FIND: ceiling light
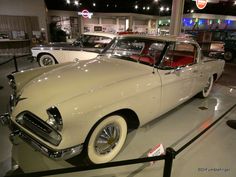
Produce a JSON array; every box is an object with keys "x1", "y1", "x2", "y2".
[
  {"x1": 74, "y1": 0, "x2": 78, "y2": 6},
  {"x1": 135, "y1": 5, "x2": 138, "y2": 9},
  {"x1": 160, "y1": 6, "x2": 164, "y2": 11},
  {"x1": 154, "y1": 0, "x2": 158, "y2": 2},
  {"x1": 143, "y1": 6, "x2": 146, "y2": 10},
  {"x1": 191, "y1": 9, "x2": 194, "y2": 13},
  {"x1": 147, "y1": 6, "x2": 150, "y2": 10},
  {"x1": 166, "y1": 7, "x2": 170, "y2": 11},
  {"x1": 66, "y1": 0, "x2": 70, "y2": 4},
  {"x1": 93, "y1": 3, "x2": 96, "y2": 7}
]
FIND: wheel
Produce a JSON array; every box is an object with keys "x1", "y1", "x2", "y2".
[
  {"x1": 38, "y1": 54, "x2": 56, "y2": 67},
  {"x1": 86, "y1": 115, "x2": 127, "y2": 164},
  {"x1": 224, "y1": 50, "x2": 234, "y2": 62},
  {"x1": 198, "y1": 75, "x2": 214, "y2": 98}
]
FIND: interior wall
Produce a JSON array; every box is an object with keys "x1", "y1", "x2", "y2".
[
  {"x1": 0, "y1": 15, "x2": 39, "y2": 39},
  {"x1": 0, "y1": 0, "x2": 48, "y2": 41}
]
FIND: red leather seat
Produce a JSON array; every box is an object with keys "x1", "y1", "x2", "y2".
[
  {"x1": 171, "y1": 56, "x2": 194, "y2": 67},
  {"x1": 130, "y1": 55, "x2": 155, "y2": 65}
]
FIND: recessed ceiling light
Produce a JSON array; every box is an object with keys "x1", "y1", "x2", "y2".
[{"x1": 74, "y1": 0, "x2": 78, "y2": 6}]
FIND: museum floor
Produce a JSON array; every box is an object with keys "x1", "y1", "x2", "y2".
[{"x1": 0, "y1": 56, "x2": 236, "y2": 177}]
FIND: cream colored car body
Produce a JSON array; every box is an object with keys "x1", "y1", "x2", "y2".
[{"x1": 9, "y1": 35, "x2": 225, "y2": 161}]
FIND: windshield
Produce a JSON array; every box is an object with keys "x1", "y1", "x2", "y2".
[
  {"x1": 103, "y1": 37, "x2": 166, "y2": 66},
  {"x1": 74, "y1": 34, "x2": 113, "y2": 49}
]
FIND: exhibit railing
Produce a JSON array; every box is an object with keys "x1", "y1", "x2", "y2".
[
  {"x1": 0, "y1": 54, "x2": 32, "y2": 72},
  {"x1": 7, "y1": 103, "x2": 236, "y2": 177}
]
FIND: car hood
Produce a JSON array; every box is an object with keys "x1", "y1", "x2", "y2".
[{"x1": 15, "y1": 57, "x2": 151, "y2": 116}]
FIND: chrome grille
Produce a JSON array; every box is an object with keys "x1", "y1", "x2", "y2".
[
  {"x1": 16, "y1": 111, "x2": 61, "y2": 146},
  {"x1": 22, "y1": 114, "x2": 52, "y2": 133}
]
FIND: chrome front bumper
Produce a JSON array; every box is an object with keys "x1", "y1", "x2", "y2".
[
  {"x1": 10, "y1": 126, "x2": 84, "y2": 160},
  {"x1": 1, "y1": 113, "x2": 83, "y2": 160}
]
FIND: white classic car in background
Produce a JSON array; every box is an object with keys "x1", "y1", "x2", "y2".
[
  {"x1": 31, "y1": 32, "x2": 116, "y2": 66},
  {"x1": 4, "y1": 35, "x2": 225, "y2": 164}
]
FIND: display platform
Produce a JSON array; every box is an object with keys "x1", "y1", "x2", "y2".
[{"x1": 0, "y1": 57, "x2": 236, "y2": 177}]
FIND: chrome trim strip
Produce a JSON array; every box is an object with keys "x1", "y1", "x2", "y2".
[{"x1": 32, "y1": 46, "x2": 102, "y2": 53}]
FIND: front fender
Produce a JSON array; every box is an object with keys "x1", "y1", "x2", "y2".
[{"x1": 56, "y1": 73, "x2": 161, "y2": 149}]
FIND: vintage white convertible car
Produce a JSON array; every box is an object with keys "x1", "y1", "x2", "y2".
[
  {"x1": 4, "y1": 35, "x2": 225, "y2": 164},
  {"x1": 31, "y1": 32, "x2": 116, "y2": 66}
]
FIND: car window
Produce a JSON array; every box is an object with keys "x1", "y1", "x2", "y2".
[
  {"x1": 159, "y1": 42, "x2": 197, "y2": 69},
  {"x1": 75, "y1": 35, "x2": 113, "y2": 49},
  {"x1": 148, "y1": 43, "x2": 164, "y2": 62},
  {"x1": 112, "y1": 40, "x2": 145, "y2": 56},
  {"x1": 104, "y1": 37, "x2": 165, "y2": 66}
]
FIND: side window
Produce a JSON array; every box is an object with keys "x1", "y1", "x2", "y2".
[
  {"x1": 160, "y1": 42, "x2": 197, "y2": 69},
  {"x1": 78, "y1": 35, "x2": 112, "y2": 49},
  {"x1": 129, "y1": 42, "x2": 165, "y2": 66},
  {"x1": 147, "y1": 43, "x2": 165, "y2": 63},
  {"x1": 94, "y1": 36, "x2": 113, "y2": 48},
  {"x1": 112, "y1": 39, "x2": 145, "y2": 56}
]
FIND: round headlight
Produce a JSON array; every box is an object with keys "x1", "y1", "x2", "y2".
[
  {"x1": 46, "y1": 106, "x2": 63, "y2": 131},
  {"x1": 46, "y1": 116, "x2": 57, "y2": 130}
]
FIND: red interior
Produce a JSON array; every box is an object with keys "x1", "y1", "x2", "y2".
[
  {"x1": 163, "y1": 50, "x2": 195, "y2": 68},
  {"x1": 130, "y1": 55, "x2": 155, "y2": 65},
  {"x1": 169, "y1": 56, "x2": 194, "y2": 67}
]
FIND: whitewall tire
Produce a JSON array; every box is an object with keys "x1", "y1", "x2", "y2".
[
  {"x1": 87, "y1": 115, "x2": 127, "y2": 164},
  {"x1": 199, "y1": 75, "x2": 214, "y2": 98},
  {"x1": 38, "y1": 54, "x2": 56, "y2": 67}
]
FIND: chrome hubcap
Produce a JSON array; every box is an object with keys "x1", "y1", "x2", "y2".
[
  {"x1": 42, "y1": 57, "x2": 53, "y2": 65},
  {"x1": 224, "y1": 52, "x2": 232, "y2": 60},
  {"x1": 94, "y1": 123, "x2": 120, "y2": 155}
]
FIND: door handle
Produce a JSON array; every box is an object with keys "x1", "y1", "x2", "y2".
[
  {"x1": 165, "y1": 67, "x2": 182, "y2": 75},
  {"x1": 165, "y1": 71, "x2": 172, "y2": 75}
]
